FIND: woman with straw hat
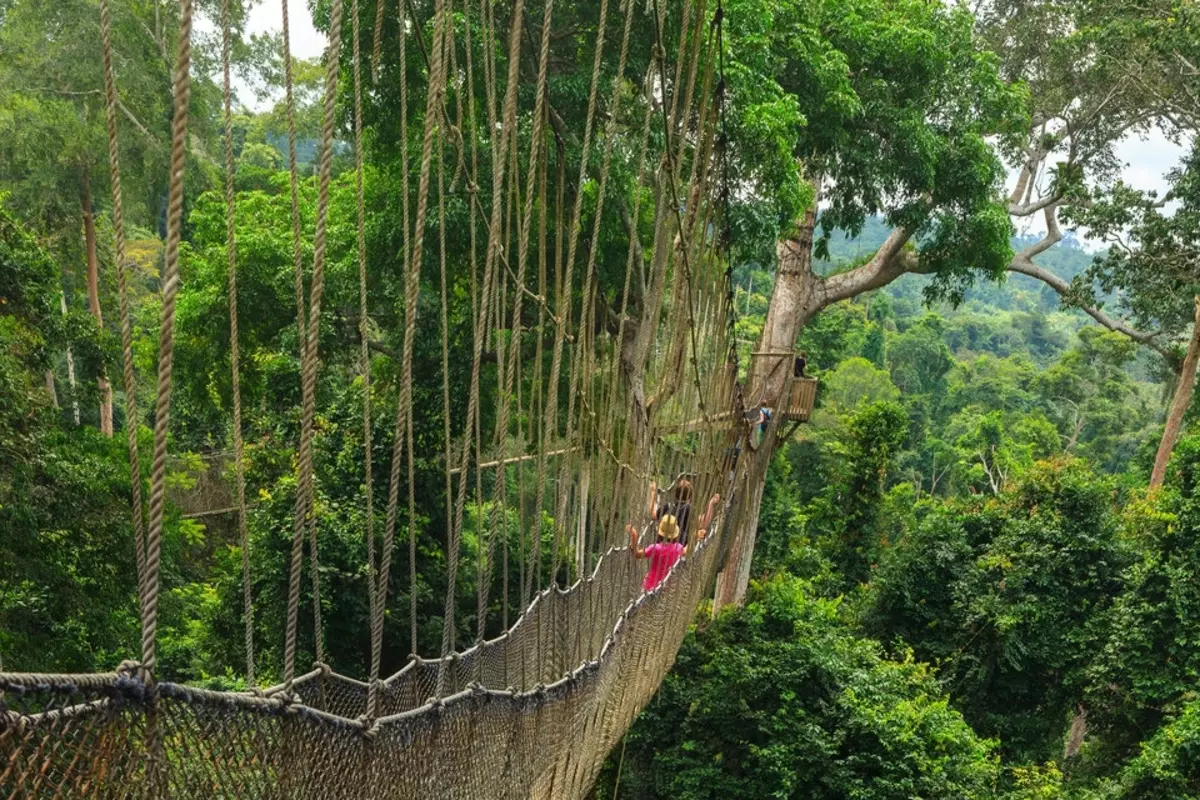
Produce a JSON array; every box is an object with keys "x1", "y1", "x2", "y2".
[{"x1": 627, "y1": 493, "x2": 719, "y2": 592}]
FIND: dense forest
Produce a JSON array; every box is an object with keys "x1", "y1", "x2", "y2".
[{"x1": 4, "y1": 0, "x2": 1200, "y2": 797}]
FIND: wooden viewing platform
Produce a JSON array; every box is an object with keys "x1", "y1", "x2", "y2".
[
  {"x1": 784, "y1": 377, "x2": 818, "y2": 421},
  {"x1": 658, "y1": 376, "x2": 819, "y2": 434}
]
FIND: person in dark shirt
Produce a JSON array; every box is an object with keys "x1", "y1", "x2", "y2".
[
  {"x1": 649, "y1": 478, "x2": 693, "y2": 544},
  {"x1": 794, "y1": 350, "x2": 808, "y2": 378}
]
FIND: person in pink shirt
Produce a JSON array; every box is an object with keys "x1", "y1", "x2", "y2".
[{"x1": 627, "y1": 493, "x2": 719, "y2": 592}]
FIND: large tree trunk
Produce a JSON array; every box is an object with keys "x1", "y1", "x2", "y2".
[
  {"x1": 1150, "y1": 296, "x2": 1200, "y2": 489},
  {"x1": 713, "y1": 429, "x2": 775, "y2": 609},
  {"x1": 712, "y1": 198, "x2": 918, "y2": 611},
  {"x1": 713, "y1": 208, "x2": 820, "y2": 611},
  {"x1": 81, "y1": 167, "x2": 114, "y2": 437}
]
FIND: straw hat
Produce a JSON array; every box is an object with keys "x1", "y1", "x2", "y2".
[{"x1": 658, "y1": 514, "x2": 680, "y2": 541}]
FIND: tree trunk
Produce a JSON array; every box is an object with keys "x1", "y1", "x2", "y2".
[
  {"x1": 713, "y1": 207, "x2": 819, "y2": 612},
  {"x1": 713, "y1": 431, "x2": 774, "y2": 610},
  {"x1": 45, "y1": 369, "x2": 59, "y2": 408},
  {"x1": 61, "y1": 291, "x2": 81, "y2": 426},
  {"x1": 747, "y1": 206, "x2": 821, "y2": 406},
  {"x1": 1150, "y1": 296, "x2": 1200, "y2": 489},
  {"x1": 81, "y1": 167, "x2": 114, "y2": 437}
]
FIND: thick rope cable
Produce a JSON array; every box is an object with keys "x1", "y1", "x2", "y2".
[
  {"x1": 372, "y1": 0, "x2": 386, "y2": 81},
  {"x1": 471, "y1": 0, "x2": 528, "y2": 646},
  {"x1": 98, "y1": 0, "x2": 146, "y2": 596},
  {"x1": 438, "y1": 0, "x2": 478, "y2": 671},
  {"x1": 284, "y1": 0, "x2": 345, "y2": 688},
  {"x1": 220, "y1": 0, "x2": 256, "y2": 686},
  {"x1": 405, "y1": 0, "x2": 449, "y2": 657},
  {"x1": 442, "y1": 0, "x2": 496, "y2": 671},
  {"x1": 572, "y1": 0, "x2": 639, "y2": 540},
  {"x1": 484, "y1": 0, "x2": 555, "y2": 640},
  {"x1": 350, "y1": 0, "x2": 383, "y2": 721},
  {"x1": 375, "y1": 0, "x2": 414, "y2": 682},
  {"x1": 281, "y1": 0, "x2": 308, "y2": 354},
  {"x1": 141, "y1": 0, "x2": 194, "y2": 677},
  {"x1": 436, "y1": 111, "x2": 454, "y2": 674},
  {"x1": 528, "y1": 132, "x2": 548, "y2": 601},
  {"x1": 277, "y1": 0, "x2": 314, "y2": 672},
  {"x1": 545, "y1": 0, "x2": 613, "y2": 587}
]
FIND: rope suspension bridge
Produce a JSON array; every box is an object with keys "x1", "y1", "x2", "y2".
[{"x1": 0, "y1": 0, "x2": 815, "y2": 795}]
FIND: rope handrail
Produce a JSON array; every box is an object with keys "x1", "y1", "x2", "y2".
[{"x1": 3, "y1": 500, "x2": 725, "y2": 729}]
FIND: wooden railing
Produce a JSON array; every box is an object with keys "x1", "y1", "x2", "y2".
[{"x1": 782, "y1": 376, "x2": 818, "y2": 421}]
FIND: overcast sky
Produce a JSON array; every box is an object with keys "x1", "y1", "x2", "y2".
[
  {"x1": 245, "y1": 0, "x2": 325, "y2": 61},
  {"x1": 232, "y1": 0, "x2": 1190, "y2": 248}
]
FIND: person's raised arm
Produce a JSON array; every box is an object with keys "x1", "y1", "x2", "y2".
[
  {"x1": 700, "y1": 493, "x2": 720, "y2": 531},
  {"x1": 647, "y1": 480, "x2": 658, "y2": 520},
  {"x1": 686, "y1": 494, "x2": 720, "y2": 556},
  {"x1": 626, "y1": 524, "x2": 647, "y2": 559}
]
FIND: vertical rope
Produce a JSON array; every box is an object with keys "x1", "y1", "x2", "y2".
[
  {"x1": 436, "y1": 103, "x2": 454, "y2": 676},
  {"x1": 141, "y1": 0, "x2": 195, "y2": 676},
  {"x1": 438, "y1": 0, "x2": 476, "y2": 668},
  {"x1": 528, "y1": 132, "x2": 548, "y2": 600},
  {"x1": 379, "y1": 0, "x2": 414, "y2": 675},
  {"x1": 282, "y1": 0, "x2": 308, "y2": 354},
  {"x1": 372, "y1": 0, "x2": 386, "y2": 81},
  {"x1": 473, "y1": 0, "x2": 529, "y2": 645},
  {"x1": 351, "y1": 0, "x2": 382, "y2": 720},
  {"x1": 98, "y1": 0, "x2": 146, "y2": 597},
  {"x1": 492, "y1": 0, "x2": 556, "y2": 632},
  {"x1": 406, "y1": 0, "x2": 448, "y2": 657},
  {"x1": 278, "y1": 0, "x2": 312, "y2": 683},
  {"x1": 284, "y1": 0, "x2": 346, "y2": 688},
  {"x1": 220, "y1": 0, "x2": 256, "y2": 686}
]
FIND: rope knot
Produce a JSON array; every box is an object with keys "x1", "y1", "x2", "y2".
[
  {"x1": 116, "y1": 659, "x2": 143, "y2": 678},
  {"x1": 313, "y1": 660, "x2": 333, "y2": 676}
]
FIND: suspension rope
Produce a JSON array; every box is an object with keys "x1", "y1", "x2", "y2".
[
  {"x1": 372, "y1": 0, "x2": 386, "y2": 81},
  {"x1": 284, "y1": 0, "x2": 346, "y2": 688},
  {"x1": 472, "y1": 0, "x2": 529, "y2": 645},
  {"x1": 406, "y1": 0, "x2": 448, "y2": 657},
  {"x1": 281, "y1": 0, "x2": 308, "y2": 355},
  {"x1": 219, "y1": 0, "x2": 256, "y2": 686},
  {"x1": 98, "y1": 0, "x2": 146, "y2": 598},
  {"x1": 141, "y1": 0, "x2": 195, "y2": 677},
  {"x1": 350, "y1": 0, "x2": 383, "y2": 722},
  {"x1": 436, "y1": 0, "x2": 489, "y2": 678},
  {"x1": 375, "y1": 0, "x2": 413, "y2": 685}
]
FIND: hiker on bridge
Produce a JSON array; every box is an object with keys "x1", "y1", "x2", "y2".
[
  {"x1": 627, "y1": 493, "x2": 720, "y2": 591},
  {"x1": 649, "y1": 477, "x2": 693, "y2": 544}
]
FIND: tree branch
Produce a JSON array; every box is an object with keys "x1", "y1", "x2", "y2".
[
  {"x1": 1017, "y1": 205, "x2": 1063, "y2": 261},
  {"x1": 1008, "y1": 190, "x2": 1062, "y2": 218},
  {"x1": 817, "y1": 226, "x2": 919, "y2": 307},
  {"x1": 1006, "y1": 255, "x2": 1168, "y2": 357}
]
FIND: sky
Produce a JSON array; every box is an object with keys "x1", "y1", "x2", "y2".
[{"x1": 246, "y1": 0, "x2": 325, "y2": 62}]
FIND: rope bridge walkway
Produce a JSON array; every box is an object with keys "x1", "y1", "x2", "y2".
[{"x1": 0, "y1": 0, "x2": 813, "y2": 795}]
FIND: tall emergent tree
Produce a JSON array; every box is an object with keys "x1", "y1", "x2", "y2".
[{"x1": 715, "y1": 0, "x2": 1200, "y2": 607}]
